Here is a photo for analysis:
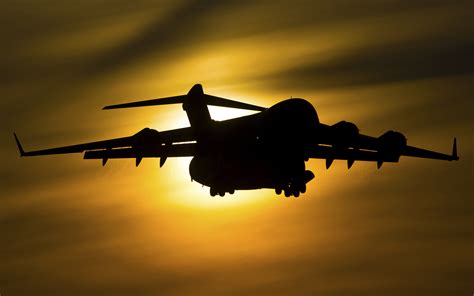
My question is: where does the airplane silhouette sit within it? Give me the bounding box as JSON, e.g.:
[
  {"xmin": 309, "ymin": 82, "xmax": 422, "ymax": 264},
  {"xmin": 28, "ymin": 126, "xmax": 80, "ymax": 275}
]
[{"xmin": 14, "ymin": 84, "xmax": 458, "ymax": 197}]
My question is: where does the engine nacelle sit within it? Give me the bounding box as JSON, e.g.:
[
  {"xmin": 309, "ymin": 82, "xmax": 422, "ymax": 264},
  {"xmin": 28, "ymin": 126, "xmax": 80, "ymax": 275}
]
[
  {"xmin": 331, "ymin": 121, "xmax": 359, "ymax": 146},
  {"xmin": 132, "ymin": 128, "xmax": 161, "ymax": 154},
  {"xmin": 378, "ymin": 130, "xmax": 407, "ymax": 154}
]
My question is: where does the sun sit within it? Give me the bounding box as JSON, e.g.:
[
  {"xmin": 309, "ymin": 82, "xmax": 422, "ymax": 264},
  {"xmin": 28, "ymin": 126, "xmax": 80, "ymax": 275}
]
[
  {"xmin": 140, "ymin": 156, "xmax": 273, "ymax": 212},
  {"xmin": 147, "ymin": 106, "xmax": 271, "ymax": 210}
]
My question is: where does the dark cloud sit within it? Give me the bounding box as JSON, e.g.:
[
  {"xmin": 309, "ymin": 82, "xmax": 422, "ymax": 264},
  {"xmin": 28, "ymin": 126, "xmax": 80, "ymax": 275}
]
[
  {"xmin": 79, "ymin": 0, "xmax": 248, "ymax": 76},
  {"xmin": 263, "ymin": 37, "xmax": 474, "ymax": 90},
  {"xmin": 77, "ymin": 0, "xmax": 474, "ymax": 80},
  {"xmin": 344, "ymin": 75, "xmax": 473, "ymax": 135}
]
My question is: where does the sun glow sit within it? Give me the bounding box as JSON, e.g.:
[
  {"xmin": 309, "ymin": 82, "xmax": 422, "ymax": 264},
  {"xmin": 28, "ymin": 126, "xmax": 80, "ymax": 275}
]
[
  {"xmin": 142, "ymin": 157, "xmax": 272, "ymax": 210},
  {"xmin": 209, "ymin": 105, "xmax": 261, "ymax": 121},
  {"xmin": 145, "ymin": 106, "xmax": 272, "ymax": 210}
]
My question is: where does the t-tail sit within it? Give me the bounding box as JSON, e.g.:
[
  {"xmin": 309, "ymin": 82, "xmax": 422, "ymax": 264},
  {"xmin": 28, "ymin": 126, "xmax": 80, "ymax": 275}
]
[
  {"xmin": 183, "ymin": 84, "xmax": 212, "ymax": 131},
  {"xmin": 103, "ymin": 84, "xmax": 266, "ymax": 133}
]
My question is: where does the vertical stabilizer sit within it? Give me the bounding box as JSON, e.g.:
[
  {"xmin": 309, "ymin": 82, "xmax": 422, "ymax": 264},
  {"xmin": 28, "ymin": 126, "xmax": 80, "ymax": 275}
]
[{"xmin": 183, "ymin": 84, "xmax": 212, "ymax": 131}]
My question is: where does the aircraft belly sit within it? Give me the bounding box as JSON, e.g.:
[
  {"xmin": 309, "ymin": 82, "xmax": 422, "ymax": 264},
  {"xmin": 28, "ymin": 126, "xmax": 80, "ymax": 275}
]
[{"xmin": 189, "ymin": 155, "xmax": 305, "ymax": 190}]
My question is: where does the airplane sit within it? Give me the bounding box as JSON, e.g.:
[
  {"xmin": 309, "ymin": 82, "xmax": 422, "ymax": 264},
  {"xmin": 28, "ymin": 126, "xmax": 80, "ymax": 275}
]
[{"xmin": 13, "ymin": 84, "xmax": 459, "ymax": 197}]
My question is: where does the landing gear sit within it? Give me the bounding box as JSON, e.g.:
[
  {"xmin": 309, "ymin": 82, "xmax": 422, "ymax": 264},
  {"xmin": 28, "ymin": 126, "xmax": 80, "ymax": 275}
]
[
  {"xmin": 275, "ymin": 170, "xmax": 314, "ymax": 198},
  {"xmin": 210, "ymin": 187, "xmax": 217, "ymax": 197},
  {"xmin": 210, "ymin": 187, "xmax": 235, "ymax": 197}
]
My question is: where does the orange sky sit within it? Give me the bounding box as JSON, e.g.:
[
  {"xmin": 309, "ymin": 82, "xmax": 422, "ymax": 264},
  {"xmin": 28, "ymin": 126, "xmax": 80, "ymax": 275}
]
[{"xmin": 1, "ymin": 1, "xmax": 473, "ymax": 295}]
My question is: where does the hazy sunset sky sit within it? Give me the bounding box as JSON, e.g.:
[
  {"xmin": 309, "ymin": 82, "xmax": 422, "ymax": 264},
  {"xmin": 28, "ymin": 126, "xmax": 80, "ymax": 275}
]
[{"xmin": 1, "ymin": 0, "xmax": 473, "ymax": 295}]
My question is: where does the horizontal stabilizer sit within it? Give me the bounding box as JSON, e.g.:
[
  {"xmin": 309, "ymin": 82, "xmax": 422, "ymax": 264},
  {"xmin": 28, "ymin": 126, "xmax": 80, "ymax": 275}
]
[
  {"xmin": 103, "ymin": 95, "xmax": 185, "ymax": 110},
  {"xmin": 103, "ymin": 84, "xmax": 266, "ymax": 112},
  {"xmin": 204, "ymin": 94, "xmax": 266, "ymax": 111}
]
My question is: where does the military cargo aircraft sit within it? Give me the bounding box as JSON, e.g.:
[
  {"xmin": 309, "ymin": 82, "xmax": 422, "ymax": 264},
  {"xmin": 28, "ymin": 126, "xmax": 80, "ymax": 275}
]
[{"xmin": 14, "ymin": 84, "xmax": 458, "ymax": 197}]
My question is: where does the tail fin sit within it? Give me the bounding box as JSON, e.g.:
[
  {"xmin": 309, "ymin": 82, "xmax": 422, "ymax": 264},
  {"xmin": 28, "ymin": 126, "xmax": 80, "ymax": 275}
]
[
  {"xmin": 182, "ymin": 84, "xmax": 212, "ymax": 130},
  {"xmin": 103, "ymin": 84, "xmax": 266, "ymax": 131}
]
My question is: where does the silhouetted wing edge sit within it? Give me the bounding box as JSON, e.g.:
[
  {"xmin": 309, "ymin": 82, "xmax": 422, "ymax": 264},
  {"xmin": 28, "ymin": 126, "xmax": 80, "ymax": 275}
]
[
  {"xmin": 83, "ymin": 143, "xmax": 195, "ymax": 159},
  {"xmin": 13, "ymin": 127, "xmax": 195, "ymax": 157},
  {"xmin": 308, "ymin": 137, "xmax": 458, "ymax": 162},
  {"xmin": 14, "ymin": 133, "xmax": 133, "ymax": 156},
  {"xmin": 307, "ymin": 146, "xmax": 399, "ymax": 162},
  {"xmin": 344, "ymin": 132, "xmax": 458, "ymax": 161},
  {"xmin": 401, "ymin": 138, "xmax": 458, "ymax": 161}
]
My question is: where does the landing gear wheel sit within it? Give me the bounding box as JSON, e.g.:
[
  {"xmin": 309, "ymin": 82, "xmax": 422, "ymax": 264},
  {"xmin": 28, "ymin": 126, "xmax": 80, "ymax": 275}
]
[
  {"xmin": 275, "ymin": 188, "xmax": 282, "ymax": 195},
  {"xmin": 301, "ymin": 184, "xmax": 306, "ymax": 194},
  {"xmin": 219, "ymin": 191, "xmax": 225, "ymax": 197},
  {"xmin": 284, "ymin": 189, "xmax": 291, "ymax": 197},
  {"xmin": 229, "ymin": 189, "xmax": 235, "ymax": 195},
  {"xmin": 210, "ymin": 188, "xmax": 217, "ymax": 197},
  {"xmin": 290, "ymin": 184, "xmax": 300, "ymax": 198}
]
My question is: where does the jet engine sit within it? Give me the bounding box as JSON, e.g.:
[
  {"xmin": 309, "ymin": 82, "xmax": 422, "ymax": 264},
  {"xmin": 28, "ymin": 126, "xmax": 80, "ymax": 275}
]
[
  {"xmin": 378, "ymin": 130, "xmax": 407, "ymax": 154},
  {"xmin": 331, "ymin": 121, "xmax": 359, "ymax": 146},
  {"xmin": 132, "ymin": 128, "xmax": 162, "ymax": 154}
]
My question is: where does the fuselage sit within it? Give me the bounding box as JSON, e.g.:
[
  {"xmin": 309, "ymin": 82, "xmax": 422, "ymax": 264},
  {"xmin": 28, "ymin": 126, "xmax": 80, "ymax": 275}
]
[{"xmin": 189, "ymin": 98, "xmax": 318, "ymax": 194}]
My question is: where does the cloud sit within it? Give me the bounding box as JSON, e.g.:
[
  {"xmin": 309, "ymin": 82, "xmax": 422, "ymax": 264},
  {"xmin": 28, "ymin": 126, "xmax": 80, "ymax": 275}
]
[{"xmin": 264, "ymin": 39, "xmax": 473, "ymax": 90}]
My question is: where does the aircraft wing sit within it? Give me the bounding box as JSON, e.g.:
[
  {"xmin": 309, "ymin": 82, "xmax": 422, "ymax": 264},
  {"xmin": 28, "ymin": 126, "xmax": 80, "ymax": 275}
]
[
  {"xmin": 14, "ymin": 134, "xmax": 133, "ymax": 156},
  {"xmin": 13, "ymin": 127, "xmax": 196, "ymax": 165},
  {"xmin": 356, "ymin": 134, "xmax": 458, "ymax": 161},
  {"xmin": 309, "ymin": 131, "xmax": 458, "ymax": 169},
  {"xmin": 308, "ymin": 145, "xmax": 398, "ymax": 169},
  {"xmin": 83, "ymin": 144, "xmax": 194, "ymax": 159}
]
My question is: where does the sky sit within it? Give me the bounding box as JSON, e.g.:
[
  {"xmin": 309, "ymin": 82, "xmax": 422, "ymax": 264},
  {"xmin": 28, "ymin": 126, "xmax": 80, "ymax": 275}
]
[{"xmin": 1, "ymin": 0, "xmax": 473, "ymax": 295}]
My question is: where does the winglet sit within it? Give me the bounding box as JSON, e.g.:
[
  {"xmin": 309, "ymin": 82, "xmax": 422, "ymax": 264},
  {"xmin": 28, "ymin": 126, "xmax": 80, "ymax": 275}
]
[
  {"xmin": 13, "ymin": 133, "xmax": 25, "ymax": 156},
  {"xmin": 452, "ymin": 137, "xmax": 458, "ymax": 161}
]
